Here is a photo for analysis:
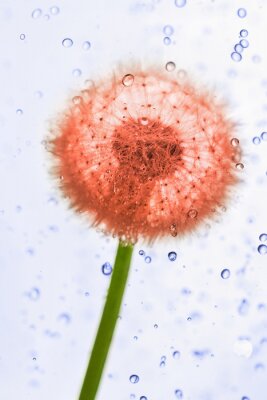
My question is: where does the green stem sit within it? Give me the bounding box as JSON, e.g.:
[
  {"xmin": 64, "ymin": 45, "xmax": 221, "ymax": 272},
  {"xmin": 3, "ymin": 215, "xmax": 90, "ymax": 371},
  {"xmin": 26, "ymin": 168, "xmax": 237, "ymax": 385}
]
[{"xmin": 79, "ymin": 241, "xmax": 134, "ymax": 400}]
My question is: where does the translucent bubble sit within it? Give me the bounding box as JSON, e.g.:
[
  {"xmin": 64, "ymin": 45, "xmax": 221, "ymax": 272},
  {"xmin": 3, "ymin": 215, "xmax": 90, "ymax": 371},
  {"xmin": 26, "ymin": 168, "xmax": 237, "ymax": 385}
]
[
  {"xmin": 241, "ymin": 397, "xmax": 250, "ymax": 400},
  {"xmin": 237, "ymin": 8, "xmax": 247, "ymax": 18},
  {"xmin": 168, "ymin": 251, "xmax": 177, "ymax": 261},
  {"xmin": 163, "ymin": 36, "xmax": 171, "ymax": 45},
  {"xmin": 253, "ymin": 136, "xmax": 261, "ymax": 145},
  {"xmin": 122, "ymin": 74, "xmax": 134, "ymax": 87},
  {"xmin": 84, "ymin": 291, "xmax": 90, "ymax": 297},
  {"xmin": 259, "ymin": 233, "xmax": 267, "ymax": 242},
  {"xmin": 82, "ymin": 41, "xmax": 91, "ymax": 51},
  {"xmin": 31, "ymin": 8, "xmax": 42, "ymax": 19},
  {"xmin": 72, "ymin": 68, "xmax": 82, "ymax": 77},
  {"xmin": 154, "ymin": 323, "xmax": 158, "ymax": 328},
  {"xmin": 166, "ymin": 61, "xmax": 176, "ymax": 72},
  {"xmin": 50, "ymin": 6, "xmax": 60, "ymax": 15},
  {"xmin": 28, "ymin": 287, "xmax": 40, "ymax": 301},
  {"xmin": 238, "ymin": 299, "xmax": 249, "ymax": 315},
  {"xmin": 235, "ymin": 163, "xmax": 244, "ymax": 170},
  {"xmin": 16, "ymin": 109, "xmax": 23, "ymax": 115},
  {"xmin": 145, "ymin": 256, "xmax": 151, "ymax": 264},
  {"xmin": 163, "ymin": 25, "xmax": 174, "ymax": 36},
  {"xmin": 231, "ymin": 52, "xmax": 242, "ymax": 62},
  {"xmin": 240, "ymin": 39, "xmax": 249, "ymax": 48},
  {"xmin": 173, "ymin": 350, "xmax": 181, "ymax": 359},
  {"xmin": 261, "ymin": 131, "xmax": 267, "ymax": 141},
  {"xmin": 43, "ymin": 13, "xmax": 50, "ymax": 21},
  {"xmin": 175, "ymin": 0, "xmax": 186, "ymax": 7},
  {"xmin": 177, "ymin": 69, "xmax": 187, "ymax": 80},
  {"xmin": 187, "ymin": 209, "xmax": 198, "ymax": 218},
  {"xmin": 58, "ymin": 312, "xmax": 71, "ymax": 324},
  {"xmin": 20, "ymin": 33, "xmax": 25, "ymax": 40},
  {"xmin": 221, "ymin": 268, "xmax": 230, "ymax": 279},
  {"xmin": 234, "ymin": 44, "xmax": 243, "ymax": 53},
  {"xmin": 102, "ymin": 262, "xmax": 113, "ymax": 275},
  {"xmin": 240, "ymin": 29, "xmax": 248, "ymax": 37},
  {"xmin": 140, "ymin": 397, "xmax": 147, "ymax": 400},
  {"xmin": 129, "ymin": 374, "xmax": 139, "ymax": 384},
  {"xmin": 258, "ymin": 244, "xmax": 267, "ymax": 255},
  {"xmin": 139, "ymin": 250, "xmax": 145, "ymax": 256},
  {"xmin": 62, "ymin": 38, "xmax": 73, "ymax": 48},
  {"xmin": 233, "ymin": 338, "xmax": 253, "ymax": 358},
  {"xmin": 175, "ymin": 389, "xmax": 183, "ymax": 398},
  {"xmin": 231, "ymin": 138, "xmax": 239, "ymax": 146},
  {"xmin": 255, "ymin": 362, "xmax": 265, "ymax": 371}
]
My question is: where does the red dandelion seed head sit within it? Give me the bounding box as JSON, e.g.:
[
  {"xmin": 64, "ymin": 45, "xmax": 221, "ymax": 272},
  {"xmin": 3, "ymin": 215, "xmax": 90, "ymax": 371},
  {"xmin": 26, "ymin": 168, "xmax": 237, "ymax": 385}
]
[{"xmin": 48, "ymin": 64, "xmax": 242, "ymax": 244}]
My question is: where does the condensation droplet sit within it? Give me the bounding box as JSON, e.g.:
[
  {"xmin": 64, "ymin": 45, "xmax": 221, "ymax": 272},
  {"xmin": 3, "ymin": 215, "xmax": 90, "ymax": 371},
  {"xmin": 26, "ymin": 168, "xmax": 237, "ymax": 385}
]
[
  {"xmin": 187, "ymin": 209, "xmax": 198, "ymax": 219},
  {"xmin": 237, "ymin": 8, "xmax": 247, "ymax": 18},
  {"xmin": 82, "ymin": 41, "xmax": 91, "ymax": 51},
  {"xmin": 231, "ymin": 138, "xmax": 239, "ymax": 147},
  {"xmin": 258, "ymin": 244, "xmax": 267, "ymax": 255},
  {"xmin": 168, "ymin": 251, "xmax": 177, "ymax": 261},
  {"xmin": 101, "ymin": 262, "xmax": 113, "ymax": 275},
  {"xmin": 28, "ymin": 287, "xmax": 40, "ymax": 301},
  {"xmin": 175, "ymin": 389, "xmax": 183, "ymax": 398},
  {"xmin": 72, "ymin": 68, "xmax": 82, "ymax": 77},
  {"xmin": 122, "ymin": 74, "xmax": 134, "ymax": 87},
  {"xmin": 31, "ymin": 8, "xmax": 42, "ymax": 19},
  {"xmin": 139, "ymin": 250, "xmax": 145, "ymax": 256},
  {"xmin": 235, "ymin": 163, "xmax": 244, "ymax": 170},
  {"xmin": 16, "ymin": 109, "xmax": 23, "ymax": 115},
  {"xmin": 165, "ymin": 61, "xmax": 176, "ymax": 72},
  {"xmin": 20, "ymin": 33, "xmax": 25, "ymax": 40},
  {"xmin": 145, "ymin": 256, "xmax": 151, "ymax": 264},
  {"xmin": 50, "ymin": 6, "xmax": 60, "ymax": 15},
  {"xmin": 253, "ymin": 136, "xmax": 261, "ymax": 145},
  {"xmin": 173, "ymin": 350, "xmax": 181, "ymax": 359},
  {"xmin": 174, "ymin": 0, "xmax": 186, "ymax": 8},
  {"xmin": 163, "ymin": 36, "xmax": 171, "ymax": 45},
  {"xmin": 62, "ymin": 38, "xmax": 73, "ymax": 48},
  {"xmin": 240, "ymin": 39, "xmax": 249, "ymax": 48},
  {"xmin": 140, "ymin": 397, "xmax": 147, "ymax": 400},
  {"xmin": 240, "ymin": 29, "xmax": 248, "ymax": 37},
  {"xmin": 177, "ymin": 69, "xmax": 187, "ymax": 80},
  {"xmin": 221, "ymin": 268, "xmax": 230, "ymax": 279},
  {"xmin": 129, "ymin": 374, "xmax": 139, "ymax": 384},
  {"xmin": 234, "ymin": 44, "xmax": 243, "ymax": 53},
  {"xmin": 163, "ymin": 25, "xmax": 174, "ymax": 36},
  {"xmin": 260, "ymin": 131, "xmax": 267, "ymax": 141},
  {"xmin": 231, "ymin": 52, "xmax": 242, "ymax": 62},
  {"xmin": 241, "ymin": 397, "xmax": 250, "ymax": 400},
  {"xmin": 58, "ymin": 312, "xmax": 71, "ymax": 324},
  {"xmin": 259, "ymin": 233, "xmax": 267, "ymax": 242}
]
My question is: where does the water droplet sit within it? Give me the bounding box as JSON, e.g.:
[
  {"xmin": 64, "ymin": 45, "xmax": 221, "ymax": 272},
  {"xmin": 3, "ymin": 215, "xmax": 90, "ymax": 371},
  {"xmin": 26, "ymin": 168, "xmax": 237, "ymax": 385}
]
[
  {"xmin": 145, "ymin": 256, "xmax": 151, "ymax": 264},
  {"xmin": 50, "ymin": 6, "xmax": 60, "ymax": 15},
  {"xmin": 102, "ymin": 262, "xmax": 113, "ymax": 275},
  {"xmin": 84, "ymin": 291, "xmax": 90, "ymax": 297},
  {"xmin": 173, "ymin": 350, "xmax": 181, "ymax": 359},
  {"xmin": 82, "ymin": 41, "xmax": 91, "ymax": 51},
  {"xmin": 32, "ymin": 357, "xmax": 36, "ymax": 361},
  {"xmin": 163, "ymin": 36, "xmax": 171, "ymax": 45},
  {"xmin": 43, "ymin": 14, "xmax": 50, "ymax": 21},
  {"xmin": 130, "ymin": 395, "xmax": 136, "ymax": 399},
  {"xmin": 259, "ymin": 233, "xmax": 267, "ymax": 242},
  {"xmin": 235, "ymin": 163, "xmax": 244, "ymax": 170},
  {"xmin": 253, "ymin": 136, "xmax": 261, "ymax": 145},
  {"xmin": 261, "ymin": 131, "xmax": 267, "ymax": 141},
  {"xmin": 238, "ymin": 299, "xmax": 249, "ymax": 315},
  {"xmin": 160, "ymin": 360, "xmax": 165, "ymax": 367},
  {"xmin": 165, "ymin": 61, "xmax": 176, "ymax": 72},
  {"xmin": 72, "ymin": 68, "xmax": 82, "ymax": 77},
  {"xmin": 170, "ymin": 223, "xmax": 177, "ymax": 237},
  {"xmin": 255, "ymin": 362, "xmax": 265, "ymax": 371},
  {"xmin": 175, "ymin": 0, "xmax": 186, "ymax": 8},
  {"xmin": 35, "ymin": 90, "xmax": 43, "ymax": 99},
  {"xmin": 122, "ymin": 74, "xmax": 134, "ymax": 87},
  {"xmin": 240, "ymin": 39, "xmax": 249, "ymax": 48},
  {"xmin": 129, "ymin": 374, "xmax": 139, "ymax": 384},
  {"xmin": 241, "ymin": 397, "xmax": 250, "ymax": 400},
  {"xmin": 175, "ymin": 389, "xmax": 183, "ymax": 398},
  {"xmin": 58, "ymin": 312, "xmax": 71, "ymax": 324},
  {"xmin": 187, "ymin": 209, "xmax": 198, "ymax": 218},
  {"xmin": 154, "ymin": 323, "xmax": 158, "ymax": 328},
  {"xmin": 240, "ymin": 29, "xmax": 248, "ymax": 37},
  {"xmin": 231, "ymin": 52, "xmax": 242, "ymax": 62},
  {"xmin": 163, "ymin": 25, "xmax": 174, "ymax": 36},
  {"xmin": 233, "ymin": 338, "xmax": 253, "ymax": 358},
  {"xmin": 28, "ymin": 287, "xmax": 40, "ymax": 301},
  {"xmin": 16, "ymin": 108, "xmax": 23, "ymax": 115},
  {"xmin": 140, "ymin": 397, "xmax": 147, "ymax": 400},
  {"xmin": 20, "ymin": 33, "xmax": 25, "ymax": 40},
  {"xmin": 168, "ymin": 251, "xmax": 177, "ymax": 261},
  {"xmin": 62, "ymin": 38, "xmax": 73, "ymax": 48},
  {"xmin": 139, "ymin": 250, "xmax": 145, "ymax": 256},
  {"xmin": 258, "ymin": 244, "xmax": 267, "ymax": 255},
  {"xmin": 234, "ymin": 44, "xmax": 243, "ymax": 53},
  {"xmin": 31, "ymin": 8, "xmax": 42, "ymax": 19},
  {"xmin": 221, "ymin": 268, "xmax": 230, "ymax": 279},
  {"xmin": 237, "ymin": 8, "xmax": 247, "ymax": 18}
]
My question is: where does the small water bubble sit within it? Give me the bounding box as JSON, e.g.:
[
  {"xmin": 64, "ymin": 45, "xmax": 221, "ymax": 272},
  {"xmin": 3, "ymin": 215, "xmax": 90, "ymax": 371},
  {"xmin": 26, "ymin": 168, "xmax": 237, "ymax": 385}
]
[
  {"xmin": 166, "ymin": 61, "xmax": 176, "ymax": 72},
  {"xmin": 122, "ymin": 74, "xmax": 134, "ymax": 87},
  {"xmin": 43, "ymin": 13, "xmax": 50, "ymax": 21},
  {"xmin": 234, "ymin": 44, "xmax": 243, "ymax": 53},
  {"xmin": 235, "ymin": 163, "xmax": 244, "ymax": 170},
  {"xmin": 72, "ymin": 68, "xmax": 82, "ymax": 77},
  {"xmin": 260, "ymin": 131, "xmax": 267, "ymax": 141},
  {"xmin": 175, "ymin": 0, "xmax": 186, "ymax": 8},
  {"xmin": 139, "ymin": 250, "xmax": 145, "ymax": 256},
  {"xmin": 50, "ymin": 6, "xmax": 60, "ymax": 15},
  {"xmin": 173, "ymin": 350, "xmax": 181, "ymax": 359},
  {"xmin": 62, "ymin": 38, "xmax": 73, "ymax": 48},
  {"xmin": 82, "ymin": 41, "xmax": 91, "ymax": 51},
  {"xmin": 163, "ymin": 25, "xmax": 174, "ymax": 36},
  {"xmin": 258, "ymin": 244, "xmax": 267, "ymax": 255},
  {"xmin": 35, "ymin": 90, "xmax": 43, "ymax": 99},
  {"xmin": 154, "ymin": 323, "xmax": 158, "ymax": 328},
  {"xmin": 32, "ymin": 357, "xmax": 36, "ymax": 361},
  {"xmin": 221, "ymin": 268, "xmax": 230, "ymax": 279},
  {"xmin": 163, "ymin": 36, "xmax": 171, "ymax": 45},
  {"xmin": 20, "ymin": 33, "xmax": 25, "ymax": 40},
  {"xmin": 238, "ymin": 299, "xmax": 249, "ymax": 315},
  {"xmin": 160, "ymin": 360, "xmax": 166, "ymax": 367},
  {"xmin": 16, "ymin": 108, "xmax": 23, "ymax": 115},
  {"xmin": 240, "ymin": 29, "xmax": 248, "ymax": 37},
  {"xmin": 237, "ymin": 8, "xmax": 247, "ymax": 18},
  {"xmin": 175, "ymin": 389, "xmax": 183, "ymax": 398},
  {"xmin": 259, "ymin": 233, "xmax": 267, "ymax": 242},
  {"xmin": 145, "ymin": 256, "xmax": 151, "ymax": 264},
  {"xmin": 240, "ymin": 39, "xmax": 249, "ymax": 48},
  {"xmin": 58, "ymin": 312, "xmax": 71, "ymax": 324},
  {"xmin": 241, "ymin": 397, "xmax": 250, "ymax": 400},
  {"xmin": 168, "ymin": 251, "xmax": 177, "ymax": 261},
  {"xmin": 253, "ymin": 136, "xmax": 261, "ymax": 145},
  {"xmin": 231, "ymin": 52, "xmax": 242, "ymax": 62},
  {"xmin": 140, "ymin": 397, "xmax": 147, "ymax": 400},
  {"xmin": 130, "ymin": 395, "xmax": 136, "ymax": 399},
  {"xmin": 84, "ymin": 291, "xmax": 90, "ymax": 297},
  {"xmin": 28, "ymin": 287, "xmax": 40, "ymax": 301},
  {"xmin": 255, "ymin": 362, "xmax": 265, "ymax": 371},
  {"xmin": 31, "ymin": 8, "xmax": 42, "ymax": 19},
  {"xmin": 101, "ymin": 262, "xmax": 113, "ymax": 275},
  {"xmin": 129, "ymin": 374, "xmax": 139, "ymax": 384},
  {"xmin": 187, "ymin": 209, "xmax": 198, "ymax": 218}
]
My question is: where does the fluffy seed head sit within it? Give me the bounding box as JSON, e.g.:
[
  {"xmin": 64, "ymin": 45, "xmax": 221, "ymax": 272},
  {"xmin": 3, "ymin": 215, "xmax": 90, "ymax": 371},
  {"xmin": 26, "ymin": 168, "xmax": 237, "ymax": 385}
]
[{"xmin": 48, "ymin": 65, "xmax": 241, "ymax": 243}]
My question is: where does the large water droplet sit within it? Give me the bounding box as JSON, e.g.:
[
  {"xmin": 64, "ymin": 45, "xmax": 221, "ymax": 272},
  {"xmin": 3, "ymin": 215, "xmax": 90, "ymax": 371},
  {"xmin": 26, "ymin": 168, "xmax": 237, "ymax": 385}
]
[
  {"xmin": 62, "ymin": 38, "xmax": 73, "ymax": 48},
  {"xmin": 258, "ymin": 244, "xmax": 267, "ymax": 255},
  {"xmin": 166, "ymin": 61, "xmax": 176, "ymax": 72},
  {"xmin": 122, "ymin": 74, "xmax": 134, "ymax": 87},
  {"xmin": 102, "ymin": 262, "xmax": 113, "ymax": 275},
  {"xmin": 168, "ymin": 251, "xmax": 177, "ymax": 261},
  {"xmin": 129, "ymin": 374, "xmax": 139, "ymax": 384},
  {"xmin": 221, "ymin": 268, "xmax": 230, "ymax": 279}
]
